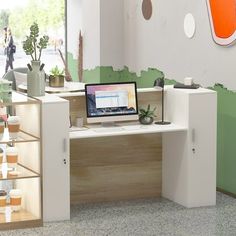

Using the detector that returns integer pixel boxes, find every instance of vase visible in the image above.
[27,61,45,97]
[139,116,154,125]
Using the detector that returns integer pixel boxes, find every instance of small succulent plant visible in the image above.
[50,66,65,77]
[139,104,157,119]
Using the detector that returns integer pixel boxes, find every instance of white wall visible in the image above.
[124,0,236,89]
[100,0,124,70]
[67,0,82,60]
[67,0,124,71]
[67,0,100,69]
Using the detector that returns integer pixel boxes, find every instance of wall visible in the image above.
[67,0,236,194]
[124,1,236,88]
[67,0,100,81]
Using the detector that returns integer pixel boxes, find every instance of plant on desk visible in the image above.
[139,104,157,125]
[23,22,49,97]
[49,65,65,88]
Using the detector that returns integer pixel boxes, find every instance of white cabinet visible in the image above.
[162,87,217,208]
[37,95,70,222]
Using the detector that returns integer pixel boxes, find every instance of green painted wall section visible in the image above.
[67,53,164,87]
[211,84,236,194]
[68,52,236,195]
[67,53,78,81]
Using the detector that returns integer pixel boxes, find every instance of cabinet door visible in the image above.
[188,93,217,207]
[42,100,70,221]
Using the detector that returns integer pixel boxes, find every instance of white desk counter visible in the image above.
[69,122,187,139]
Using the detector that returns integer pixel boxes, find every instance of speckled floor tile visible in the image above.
[0,192,236,236]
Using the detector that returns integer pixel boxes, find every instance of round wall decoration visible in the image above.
[142,0,153,20]
[184,13,196,38]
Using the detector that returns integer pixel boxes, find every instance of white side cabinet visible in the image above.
[162,86,217,208]
[37,95,70,221]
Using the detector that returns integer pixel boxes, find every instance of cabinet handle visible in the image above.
[63,138,67,153]
[191,129,195,143]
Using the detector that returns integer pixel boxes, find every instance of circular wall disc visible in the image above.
[142,0,153,20]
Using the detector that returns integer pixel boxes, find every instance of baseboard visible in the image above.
[217,187,236,198]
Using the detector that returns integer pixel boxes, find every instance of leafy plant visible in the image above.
[139,104,157,118]
[50,65,65,77]
[22,22,49,61]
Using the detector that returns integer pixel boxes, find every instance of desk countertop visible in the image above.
[69,122,187,139]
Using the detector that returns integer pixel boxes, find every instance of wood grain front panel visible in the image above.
[70,134,162,204]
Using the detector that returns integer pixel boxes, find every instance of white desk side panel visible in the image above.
[41,97,70,221]
[162,89,189,206]
[163,87,216,208]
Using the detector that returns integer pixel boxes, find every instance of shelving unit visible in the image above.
[0,91,42,230]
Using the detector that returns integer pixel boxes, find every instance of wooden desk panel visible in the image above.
[70,134,162,204]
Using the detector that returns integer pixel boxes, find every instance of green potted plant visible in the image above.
[139,104,157,125]
[22,22,49,96]
[49,66,65,87]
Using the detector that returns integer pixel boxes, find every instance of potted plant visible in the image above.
[49,66,65,87]
[22,22,49,96]
[139,104,157,125]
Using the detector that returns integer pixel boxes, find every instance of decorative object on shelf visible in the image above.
[0,118,5,139]
[184,13,196,39]
[58,49,72,81]
[0,190,7,213]
[78,30,83,82]
[6,146,18,169]
[75,117,83,128]
[7,116,20,139]
[10,189,22,212]
[0,148,3,169]
[0,80,12,102]
[139,104,156,125]
[142,0,153,20]
[23,22,49,97]
[49,65,65,87]
[153,77,171,125]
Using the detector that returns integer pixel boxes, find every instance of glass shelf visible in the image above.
[0,163,40,180]
[0,91,39,106]
[0,128,39,144]
[0,206,40,224]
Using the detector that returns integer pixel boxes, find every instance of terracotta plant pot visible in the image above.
[139,116,154,125]
[49,75,64,87]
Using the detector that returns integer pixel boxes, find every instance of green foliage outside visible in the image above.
[0,0,64,40]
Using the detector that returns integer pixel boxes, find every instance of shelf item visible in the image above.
[0,206,41,230]
[9,189,22,212]
[7,116,20,139]
[0,129,39,144]
[6,146,18,169]
[0,91,38,106]
[0,190,7,213]
[0,163,40,180]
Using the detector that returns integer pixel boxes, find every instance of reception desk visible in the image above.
[60,85,216,209]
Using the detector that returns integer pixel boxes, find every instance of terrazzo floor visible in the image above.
[1,192,236,236]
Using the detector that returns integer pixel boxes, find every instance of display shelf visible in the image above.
[0,129,39,144]
[0,163,40,180]
[0,206,42,230]
[0,91,38,106]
